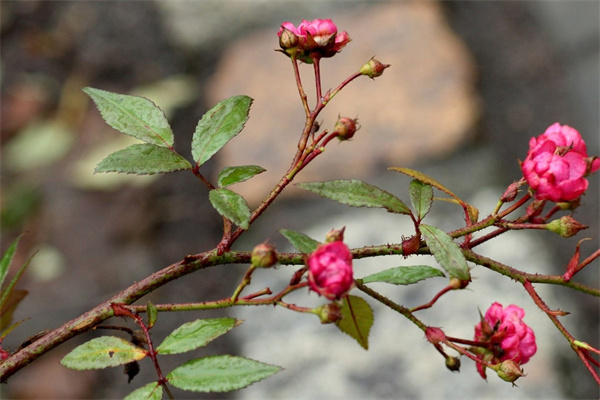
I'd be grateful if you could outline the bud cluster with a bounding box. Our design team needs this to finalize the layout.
[278,19,351,63]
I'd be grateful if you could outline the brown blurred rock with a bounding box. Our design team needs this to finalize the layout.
[207,2,479,204]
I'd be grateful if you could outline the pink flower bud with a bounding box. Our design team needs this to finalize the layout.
[425,327,447,345]
[500,180,523,202]
[307,241,354,300]
[334,116,359,141]
[521,123,599,202]
[359,57,391,78]
[546,215,588,238]
[474,302,537,380]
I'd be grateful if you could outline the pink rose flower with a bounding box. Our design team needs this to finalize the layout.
[307,241,353,300]
[278,19,351,62]
[521,123,599,202]
[474,302,537,379]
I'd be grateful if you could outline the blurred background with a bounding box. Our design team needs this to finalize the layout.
[1,1,598,398]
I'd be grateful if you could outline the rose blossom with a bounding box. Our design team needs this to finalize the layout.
[474,302,537,379]
[521,123,599,202]
[278,19,351,62]
[307,241,353,300]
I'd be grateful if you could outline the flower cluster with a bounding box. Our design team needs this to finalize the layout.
[307,241,354,300]
[474,302,537,380]
[278,19,351,63]
[521,123,599,202]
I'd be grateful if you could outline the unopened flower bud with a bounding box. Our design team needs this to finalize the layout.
[325,227,345,243]
[335,116,359,141]
[546,215,588,238]
[359,57,390,78]
[445,356,461,372]
[449,277,470,290]
[501,181,522,202]
[316,302,342,324]
[251,243,278,268]
[495,360,525,383]
[401,234,420,255]
[425,327,447,345]
[279,27,299,50]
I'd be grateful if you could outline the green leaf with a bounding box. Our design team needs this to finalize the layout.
[192,95,253,167]
[335,295,374,350]
[95,143,192,175]
[124,382,163,400]
[146,301,157,329]
[0,290,28,332]
[296,180,410,214]
[389,167,460,200]
[409,180,433,220]
[279,229,320,253]
[60,336,147,370]
[156,318,242,355]
[217,165,266,187]
[0,236,20,289]
[360,265,445,285]
[167,355,282,393]
[1,237,33,329]
[83,87,173,148]
[208,188,251,229]
[419,224,470,281]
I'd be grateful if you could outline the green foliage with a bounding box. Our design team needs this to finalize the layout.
[0,236,32,332]
[419,224,470,281]
[360,265,445,285]
[146,301,158,329]
[280,229,320,253]
[208,188,251,229]
[156,318,242,355]
[83,87,174,148]
[296,180,410,214]
[192,95,253,167]
[124,382,163,400]
[390,167,460,201]
[409,180,433,220]
[335,295,374,350]
[217,165,266,187]
[60,336,147,370]
[167,355,282,392]
[94,144,192,175]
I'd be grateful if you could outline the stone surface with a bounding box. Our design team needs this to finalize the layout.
[207,2,479,204]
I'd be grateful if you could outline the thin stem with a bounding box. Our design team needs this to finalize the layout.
[111,304,174,399]
[410,284,454,312]
[355,280,427,331]
[523,281,600,385]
